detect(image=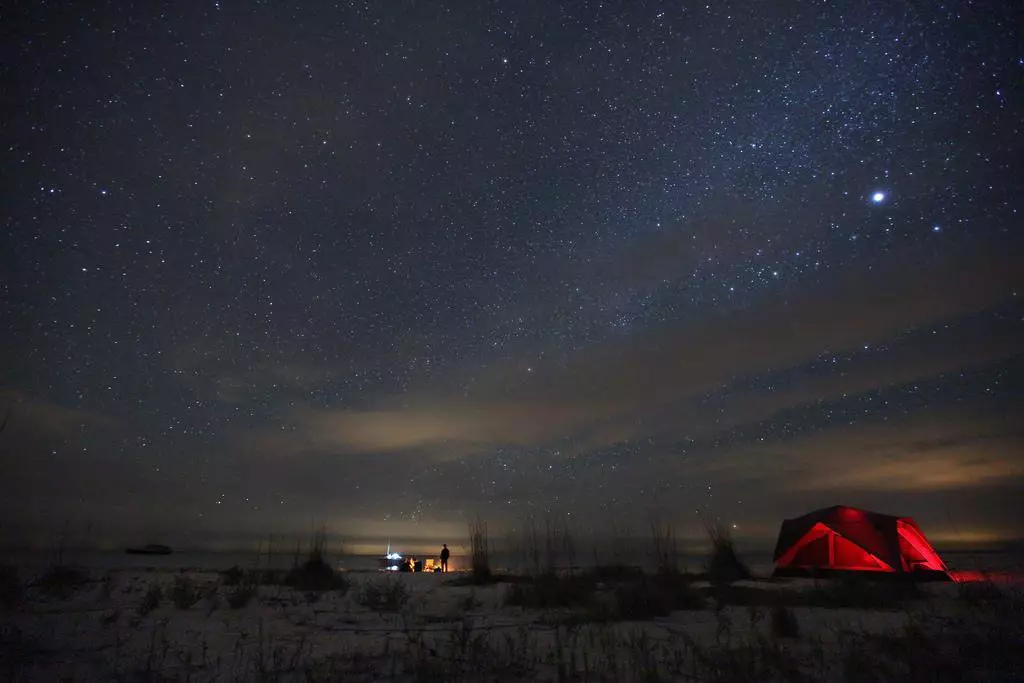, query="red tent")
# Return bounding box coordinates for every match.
[772,505,949,579]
